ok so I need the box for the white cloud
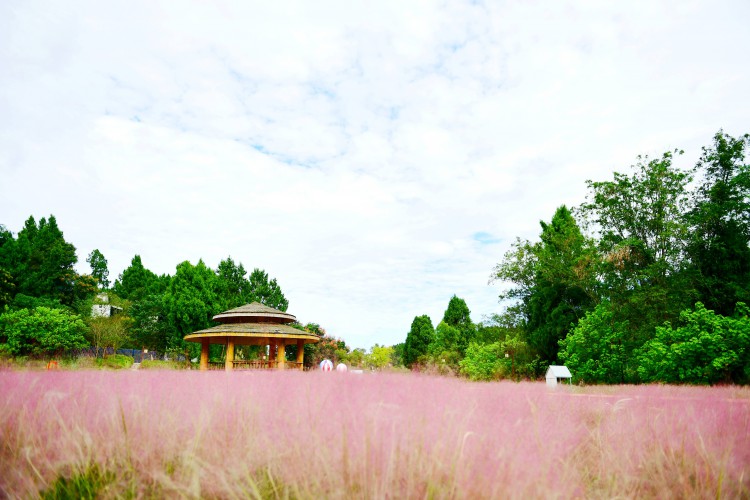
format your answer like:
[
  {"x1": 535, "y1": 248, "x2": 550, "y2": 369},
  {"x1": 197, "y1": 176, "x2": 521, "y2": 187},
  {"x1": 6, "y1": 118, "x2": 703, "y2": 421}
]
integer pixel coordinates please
[{"x1": 2, "y1": 0, "x2": 749, "y2": 347}]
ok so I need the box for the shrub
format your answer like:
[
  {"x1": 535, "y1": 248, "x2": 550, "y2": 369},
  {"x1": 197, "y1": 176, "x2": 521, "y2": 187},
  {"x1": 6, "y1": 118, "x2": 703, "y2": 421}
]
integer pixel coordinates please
[
  {"x1": 0, "y1": 307, "x2": 88, "y2": 357},
  {"x1": 96, "y1": 354, "x2": 134, "y2": 370},
  {"x1": 140, "y1": 359, "x2": 188, "y2": 370},
  {"x1": 638, "y1": 302, "x2": 750, "y2": 384}
]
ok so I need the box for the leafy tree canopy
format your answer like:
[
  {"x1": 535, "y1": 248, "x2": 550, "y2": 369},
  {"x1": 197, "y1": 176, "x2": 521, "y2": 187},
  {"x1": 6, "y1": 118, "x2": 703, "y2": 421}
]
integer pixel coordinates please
[
  {"x1": 0, "y1": 306, "x2": 88, "y2": 356},
  {"x1": 559, "y1": 302, "x2": 630, "y2": 384},
  {"x1": 638, "y1": 302, "x2": 750, "y2": 384}
]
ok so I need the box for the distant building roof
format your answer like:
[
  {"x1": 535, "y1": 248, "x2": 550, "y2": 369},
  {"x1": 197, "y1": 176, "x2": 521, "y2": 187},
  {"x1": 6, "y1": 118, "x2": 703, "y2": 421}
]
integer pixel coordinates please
[{"x1": 546, "y1": 365, "x2": 572, "y2": 378}]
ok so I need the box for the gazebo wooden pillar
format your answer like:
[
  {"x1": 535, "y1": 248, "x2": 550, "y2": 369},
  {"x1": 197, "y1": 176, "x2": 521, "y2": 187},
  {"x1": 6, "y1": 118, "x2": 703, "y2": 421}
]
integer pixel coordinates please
[
  {"x1": 296, "y1": 339, "x2": 304, "y2": 370},
  {"x1": 200, "y1": 338, "x2": 209, "y2": 371},
  {"x1": 277, "y1": 342, "x2": 286, "y2": 369},
  {"x1": 184, "y1": 302, "x2": 320, "y2": 371},
  {"x1": 225, "y1": 339, "x2": 235, "y2": 371}
]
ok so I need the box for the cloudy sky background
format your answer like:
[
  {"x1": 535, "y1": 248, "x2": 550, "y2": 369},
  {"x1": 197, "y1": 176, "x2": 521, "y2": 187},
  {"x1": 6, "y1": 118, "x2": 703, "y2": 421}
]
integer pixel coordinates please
[{"x1": 2, "y1": 1, "x2": 749, "y2": 348}]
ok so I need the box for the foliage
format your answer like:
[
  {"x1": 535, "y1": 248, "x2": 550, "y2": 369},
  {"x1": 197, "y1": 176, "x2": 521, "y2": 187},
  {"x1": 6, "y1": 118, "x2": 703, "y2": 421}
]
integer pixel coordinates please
[
  {"x1": 432, "y1": 295, "x2": 475, "y2": 356},
  {"x1": 0, "y1": 306, "x2": 88, "y2": 356},
  {"x1": 404, "y1": 314, "x2": 434, "y2": 367},
  {"x1": 492, "y1": 206, "x2": 596, "y2": 364},
  {"x1": 41, "y1": 464, "x2": 117, "y2": 500},
  {"x1": 366, "y1": 344, "x2": 394, "y2": 370},
  {"x1": 460, "y1": 342, "x2": 505, "y2": 381},
  {"x1": 0, "y1": 265, "x2": 14, "y2": 309},
  {"x1": 579, "y1": 151, "x2": 695, "y2": 341},
  {"x1": 215, "y1": 258, "x2": 289, "y2": 311},
  {"x1": 86, "y1": 249, "x2": 110, "y2": 289},
  {"x1": 559, "y1": 302, "x2": 630, "y2": 384},
  {"x1": 347, "y1": 348, "x2": 366, "y2": 368},
  {"x1": 460, "y1": 333, "x2": 534, "y2": 381},
  {"x1": 139, "y1": 359, "x2": 189, "y2": 370},
  {"x1": 112, "y1": 255, "x2": 160, "y2": 302},
  {"x1": 638, "y1": 302, "x2": 750, "y2": 384},
  {"x1": 247, "y1": 268, "x2": 289, "y2": 311},
  {"x1": 87, "y1": 315, "x2": 133, "y2": 357},
  {"x1": 95, "y1": 353, "x2": 134, "y2": 370},
  {"x1": 305, "y1": 329, "x2": 346, "y2": 366},
  {"x1": 0, "y1": 216, "x2": 79, "y2": 305},
  {"x1": 687, "y1": 131, "x2": 750, "y2": 316},
  {"x1": 390, "y1": 342, "x2": 405, "y2": 367},
  {"x1": 162, "y1": 260, "x2": 221, "y2": 355}
]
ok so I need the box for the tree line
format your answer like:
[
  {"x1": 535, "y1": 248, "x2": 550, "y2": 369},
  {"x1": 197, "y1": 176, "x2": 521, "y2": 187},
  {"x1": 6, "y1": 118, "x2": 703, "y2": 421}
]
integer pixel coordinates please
[
  {"x1": 404, "y1": 131, "x2": 750, "y2": 384},
  {"x1": 0, "y1": 219, "x2": 341, "y2": 365}
]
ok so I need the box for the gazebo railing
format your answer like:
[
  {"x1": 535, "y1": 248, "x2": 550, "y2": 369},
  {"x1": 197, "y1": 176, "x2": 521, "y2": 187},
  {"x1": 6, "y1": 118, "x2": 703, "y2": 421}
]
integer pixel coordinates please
[
  {"x1": 207, "y1": 360, "x2": 311, "y2": 370},
  {"x1": 232, "y1": 360, "x2": 276, "y2": 370}
]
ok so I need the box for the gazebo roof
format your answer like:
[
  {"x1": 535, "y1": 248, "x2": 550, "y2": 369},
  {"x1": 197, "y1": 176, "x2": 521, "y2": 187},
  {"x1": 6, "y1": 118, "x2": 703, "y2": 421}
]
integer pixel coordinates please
[
  {"x1": 184, "y1": 323, "x2": 320, "y2": 344},
  {"x1": 184, "y1": 302, "x2": 320, "y2": 345},
  {"x1": 212, "y1": 302, "x2": 296, "y2": 324}
]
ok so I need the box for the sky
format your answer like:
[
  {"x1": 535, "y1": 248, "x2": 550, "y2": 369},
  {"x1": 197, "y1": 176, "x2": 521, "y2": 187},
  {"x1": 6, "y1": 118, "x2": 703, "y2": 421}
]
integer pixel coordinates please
[{"x1": 1, "y1": 0, "x2": 749, "y2": 349}]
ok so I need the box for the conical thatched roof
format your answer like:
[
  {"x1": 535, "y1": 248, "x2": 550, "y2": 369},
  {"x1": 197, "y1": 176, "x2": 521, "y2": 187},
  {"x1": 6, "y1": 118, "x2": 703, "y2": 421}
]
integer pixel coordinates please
[
  {"x1": 184, "y1": 302, "x2": 320, "y2": 345},
  {"x1": 212, "y1": 302, "x2": 296, "y2": 324}
]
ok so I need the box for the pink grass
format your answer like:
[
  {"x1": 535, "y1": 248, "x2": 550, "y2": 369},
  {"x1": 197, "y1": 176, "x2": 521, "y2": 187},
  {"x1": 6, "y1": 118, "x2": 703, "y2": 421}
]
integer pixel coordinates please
[{"x1": 1, "y1": 371, "x2": 749, "y2": 498}]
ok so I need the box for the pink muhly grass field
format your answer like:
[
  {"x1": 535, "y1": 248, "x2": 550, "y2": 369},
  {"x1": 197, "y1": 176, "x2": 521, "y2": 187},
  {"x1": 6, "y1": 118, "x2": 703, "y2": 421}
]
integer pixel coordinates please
[{"x1": 1, "y1": 371, "x2": 749, "y2": 499}]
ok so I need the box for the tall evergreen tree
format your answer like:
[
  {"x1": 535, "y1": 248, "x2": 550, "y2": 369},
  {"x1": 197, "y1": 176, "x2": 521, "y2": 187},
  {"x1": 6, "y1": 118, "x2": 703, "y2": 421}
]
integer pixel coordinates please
[
  {"x1": 7, "y1": 216, "x2": 78, "y2": 305},
  {"x1": 113, "y1": 255, "x2": 159, "y2": 302},
  {"x1": 247, "y1": 268, "x2": 289, "y2": 311},
  {"x1": 687, "y1": 131, "x2": 750, "y2": 316},
  {"x1": 493, "y1": 206, "x2": 596, "y2": 363},
  {"x1": 525, "y1": 206, "x2": 596, "y2": 363},
  {"x1": 404, "y1": 314, "x2": 434, "y2": 367},
  {"x1": 439, "y1": 295, "x2": 475, "y2": 356},
  {"x1": 86, "y1": 249, "x2": 110, "y2": 289}
]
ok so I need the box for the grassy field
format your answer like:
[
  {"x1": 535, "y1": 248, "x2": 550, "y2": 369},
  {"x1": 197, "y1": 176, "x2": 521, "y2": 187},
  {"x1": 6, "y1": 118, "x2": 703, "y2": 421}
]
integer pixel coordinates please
[{"x1": 1, "y1": 371, "x2": 748, "y2": 499}]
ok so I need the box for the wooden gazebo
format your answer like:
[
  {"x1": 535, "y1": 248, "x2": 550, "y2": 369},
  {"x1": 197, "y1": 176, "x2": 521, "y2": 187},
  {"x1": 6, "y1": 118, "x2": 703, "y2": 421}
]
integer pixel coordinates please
[{"x1": 184, "y1": 302, "x2": 320, "y2": 371}]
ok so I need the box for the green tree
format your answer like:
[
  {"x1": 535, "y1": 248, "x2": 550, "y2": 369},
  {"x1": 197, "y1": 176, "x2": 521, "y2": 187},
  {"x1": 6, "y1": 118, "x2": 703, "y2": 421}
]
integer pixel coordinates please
[
  {"x1": 128, "y1": 275, "x2": 171, "y2": 352},
  {"x1": 87, "y1": 315, "x2": 133, "y2": 357},
  {"x1": 460, "y1": 342, "x2": 504, "y2": 381},
  {"x1": 366, "y1": 344, "x2": 394, "y2": 370},
  {"x1": 637, "y1": 302, "x2": 750, "y2": 384},
  {"x1": 492, "y1": 207, "x2": 596, "y2": 364},
  {"x1": 2, "y1": 216, "x2": 79, "y2": 305},
  {"x1": 526, "y1": 207, "x2": 596, "y2": 363},
  {"x1": 559, "y1": 302, "x2": 629, "y2": 384},
  {"x1": 0, "y1": 306, "x2": 88, "y2": 356},
  {"x1": 162, "y1": 260, "x2": 221, "y2": 354},
  {"x1": 348, "y1": 348, "x2": 366, "y2": 368},
  {"x1": 0, "y1": 266, "x2": 15, "y2": 310},
  {"x1": 113, "y1": 255, "x2": 160, "y2": 302},
  {"x1": 113, "y1": 256, "x2": 170, "y2": 352},
  {"x1": 404, "y1": 315, "x2": 434, "y2": 367},
  {"x1": 86, "y1": 249, "x2": 110, "y2": 289},
  {"x1": 580, "y1": 151, "x2": 695, "y2": 331},
  {"x1": 438, "y1": 295, "x2": 475, "y2": 356},
  {"x1": 247, "y1": 268, "x2": 289, "y2": 311},
  {"x1": 391, "y1": 342, "x2": 405, "y2": 367},
  {"x1": 216, "y1": 256, "x2": 250, "y2": 308},
  {"x1": 687, "y1": 131, "x2": 750, "y2": 316}
]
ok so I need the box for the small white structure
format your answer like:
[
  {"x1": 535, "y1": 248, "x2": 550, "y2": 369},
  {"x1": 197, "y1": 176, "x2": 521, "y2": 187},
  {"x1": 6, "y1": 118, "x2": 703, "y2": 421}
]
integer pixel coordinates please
[
  {"x1": 336, "y1": 363, "x2": 348, "y2": 372},
  {"x1": 545, "y1": 365, "x2": 572, "y2": 387},
  {"x1": 320, "y1": 359, "x2": 334, "y2": 371},
  {"x1": 91, "y1": 293, "x2": 123, "y2": 318}
]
